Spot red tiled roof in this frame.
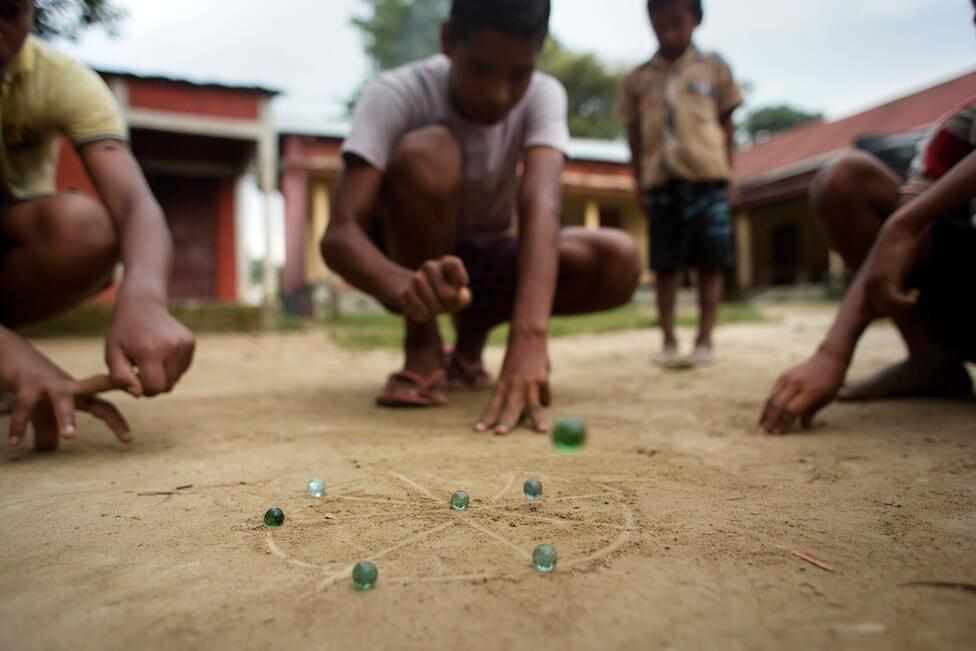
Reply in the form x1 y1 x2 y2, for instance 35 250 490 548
734 69 976 184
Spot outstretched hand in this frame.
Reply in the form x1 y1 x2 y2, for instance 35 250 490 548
475 337 551 435
759 351 847 435
0 335 131 448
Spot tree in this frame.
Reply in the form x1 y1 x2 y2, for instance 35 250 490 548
742 105 823 144
541 38 624 140
351 0 625 139
32 0 125 42
352 0 449 74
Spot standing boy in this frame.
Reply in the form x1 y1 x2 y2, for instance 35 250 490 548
0 1 195 450
323 0 641 434
619 0 742 366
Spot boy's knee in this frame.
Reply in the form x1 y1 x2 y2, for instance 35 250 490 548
597 230 642 305
388 126 462 200
38 194 119 266
811 151 882 215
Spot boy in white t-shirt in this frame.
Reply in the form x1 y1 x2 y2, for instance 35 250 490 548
323 0 641 434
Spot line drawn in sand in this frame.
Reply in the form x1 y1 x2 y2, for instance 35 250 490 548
264 470 639 587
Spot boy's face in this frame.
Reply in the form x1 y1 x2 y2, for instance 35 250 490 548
649 1 699 60
0 1 32 72
442 24 542 126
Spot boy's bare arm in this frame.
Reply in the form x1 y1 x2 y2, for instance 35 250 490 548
626 123 644 206
721 113 736 169
321 157 470 322
476 146 563 435
759 266 874 434
80 140 195 398
865 149 976 315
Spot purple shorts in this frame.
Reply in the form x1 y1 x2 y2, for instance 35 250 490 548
369 217 520 321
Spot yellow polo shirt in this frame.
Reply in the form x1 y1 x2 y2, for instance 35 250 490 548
0 36 127 200
618 46 742 190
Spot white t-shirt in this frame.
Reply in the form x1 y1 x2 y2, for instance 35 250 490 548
342 55 570 244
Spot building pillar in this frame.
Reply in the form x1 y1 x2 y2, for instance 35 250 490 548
735 211 753 290
584 199 600 230
305 181 331 282
281 168 309 296
257 97 278 309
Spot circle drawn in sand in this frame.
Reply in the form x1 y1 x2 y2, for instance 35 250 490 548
264 470 638 587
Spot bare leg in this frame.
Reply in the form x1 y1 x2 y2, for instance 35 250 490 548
695 268 723 357
0 193 119 327
654 271 679 358
383 126 462 392
0 192 120 446
812 151 971 399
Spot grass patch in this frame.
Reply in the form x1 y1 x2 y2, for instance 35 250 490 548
324 302 765 350
18 304 306 339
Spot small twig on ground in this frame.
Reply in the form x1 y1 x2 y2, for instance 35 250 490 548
791 550 835 572
136 484 194 497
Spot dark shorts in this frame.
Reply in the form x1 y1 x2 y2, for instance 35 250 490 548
0 197 18 266
645 180 735 273
369 217 520 322
915 205 976 361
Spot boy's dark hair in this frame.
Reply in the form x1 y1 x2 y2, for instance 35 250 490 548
647 0 704 22
449 0 551 42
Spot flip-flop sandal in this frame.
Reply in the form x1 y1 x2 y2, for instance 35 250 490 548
446 352 494 391
376 369 448 408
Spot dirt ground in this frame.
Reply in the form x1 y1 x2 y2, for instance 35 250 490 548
1 305 973 651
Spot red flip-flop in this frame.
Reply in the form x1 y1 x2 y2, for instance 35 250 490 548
376 369 448 408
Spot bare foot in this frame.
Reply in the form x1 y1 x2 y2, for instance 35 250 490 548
691 343 714 366
838 358 973 402
653 341 680 367
446 352 494 391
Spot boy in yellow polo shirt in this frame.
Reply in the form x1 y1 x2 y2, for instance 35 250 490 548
0 1 195 451
619 0 742 367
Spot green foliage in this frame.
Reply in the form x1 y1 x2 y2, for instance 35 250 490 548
352 0 450 74
32 0 125 41
351 0 625 139
541 38 625 140
742 104 823 143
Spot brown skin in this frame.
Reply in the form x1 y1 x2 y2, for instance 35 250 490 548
323 25 640 434
761 5 976 435
0 5 195 449
629 1 734 352
759 150 976 435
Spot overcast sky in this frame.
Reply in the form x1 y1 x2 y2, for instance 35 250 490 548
58 0 975 128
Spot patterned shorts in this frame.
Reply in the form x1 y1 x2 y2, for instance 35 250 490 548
645 180 735 273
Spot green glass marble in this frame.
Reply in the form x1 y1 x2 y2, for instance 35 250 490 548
533 544 558 573
352 561 378 590
263 507 285 528
553 417 587 455
523 479 543 501
450 491 470 511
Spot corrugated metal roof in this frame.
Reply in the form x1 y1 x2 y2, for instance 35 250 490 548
735 69 976 185
276 116 631 164
97 68 281 96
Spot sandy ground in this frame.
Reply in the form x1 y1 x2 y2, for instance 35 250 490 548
0 305 974 651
